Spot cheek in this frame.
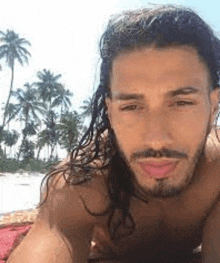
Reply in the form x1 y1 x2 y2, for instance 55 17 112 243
113 112 209 139
176 107 211 143
111 117 136 157
113 125 134 152
110 104 211 156
169 110 211 160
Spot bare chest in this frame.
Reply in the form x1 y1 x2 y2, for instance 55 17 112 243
91 191 218 262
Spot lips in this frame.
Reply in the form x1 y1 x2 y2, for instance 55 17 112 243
138 161 178 179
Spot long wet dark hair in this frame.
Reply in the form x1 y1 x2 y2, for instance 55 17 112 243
37 2 220 249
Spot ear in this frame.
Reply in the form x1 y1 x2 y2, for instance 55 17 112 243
210 87 220 125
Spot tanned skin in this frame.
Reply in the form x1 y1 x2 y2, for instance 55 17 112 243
7 46 220 263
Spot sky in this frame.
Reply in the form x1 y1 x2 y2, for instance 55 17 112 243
0 0 220 116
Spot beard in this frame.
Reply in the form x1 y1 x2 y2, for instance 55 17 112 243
132 140 206 198
112 118 212 199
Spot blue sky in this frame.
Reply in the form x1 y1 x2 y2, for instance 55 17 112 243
0 0 219 115
147 0 220 31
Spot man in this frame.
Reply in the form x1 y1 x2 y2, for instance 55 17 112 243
7 4 220 263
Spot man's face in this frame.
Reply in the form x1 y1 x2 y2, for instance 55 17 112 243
106 46 219 198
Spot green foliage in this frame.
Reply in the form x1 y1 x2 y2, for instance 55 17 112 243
22 158 52 173
0 30 31 68
79 95 94 119
36 110 59 160
3 129 19 147
0 155 57 173
20 139 35 161
57 111 82 153
0 29 31 129
0 29 91 172
0 156 21 172
34 69 63 108
12 83 47 125
0 126 4 143
51 86 73 114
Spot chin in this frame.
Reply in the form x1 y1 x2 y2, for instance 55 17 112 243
134 163 196 199
140 180 190 198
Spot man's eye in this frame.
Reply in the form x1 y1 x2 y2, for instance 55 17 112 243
120 105 138 111
175 101 194 106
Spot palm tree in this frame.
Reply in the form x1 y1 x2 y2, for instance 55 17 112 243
36 130 47 160
22 120 38 137
57 111 82 154
37 110 59 160
0 30 31 129
34 69 63 109
3 129 19 157
20 139 35 161
51 86 73 115
12 83 46 124
79 95 94 120
3 103 20 128
11 83 46 159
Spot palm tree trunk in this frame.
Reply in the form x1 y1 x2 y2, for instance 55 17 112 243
9 146 12 158
17 135 25 161
37 146 42 160
17 113 29 160
50 144 56 160
2 64 14 129
48 146 50 161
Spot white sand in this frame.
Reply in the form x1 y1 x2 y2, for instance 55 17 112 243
0 172 45 216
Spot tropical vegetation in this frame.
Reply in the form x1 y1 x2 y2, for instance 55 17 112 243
0 29 93 173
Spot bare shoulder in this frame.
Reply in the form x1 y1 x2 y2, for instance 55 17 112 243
40 168 108 225
36 159 109 237
206 127 220 161
7 165 107 263
202 195 220 262
202 129 220 262
38 172 95 228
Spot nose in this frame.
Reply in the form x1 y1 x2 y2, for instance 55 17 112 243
141 110 173 149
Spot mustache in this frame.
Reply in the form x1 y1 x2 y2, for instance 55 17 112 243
131 148 188 161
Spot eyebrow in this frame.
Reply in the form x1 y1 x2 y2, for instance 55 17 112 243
112 87 201 101
113 93 144 100
167 87 200 97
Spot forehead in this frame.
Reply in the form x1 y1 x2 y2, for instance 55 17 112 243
110 46 210 97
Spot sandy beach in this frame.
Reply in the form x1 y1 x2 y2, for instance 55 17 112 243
0 172 45 223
